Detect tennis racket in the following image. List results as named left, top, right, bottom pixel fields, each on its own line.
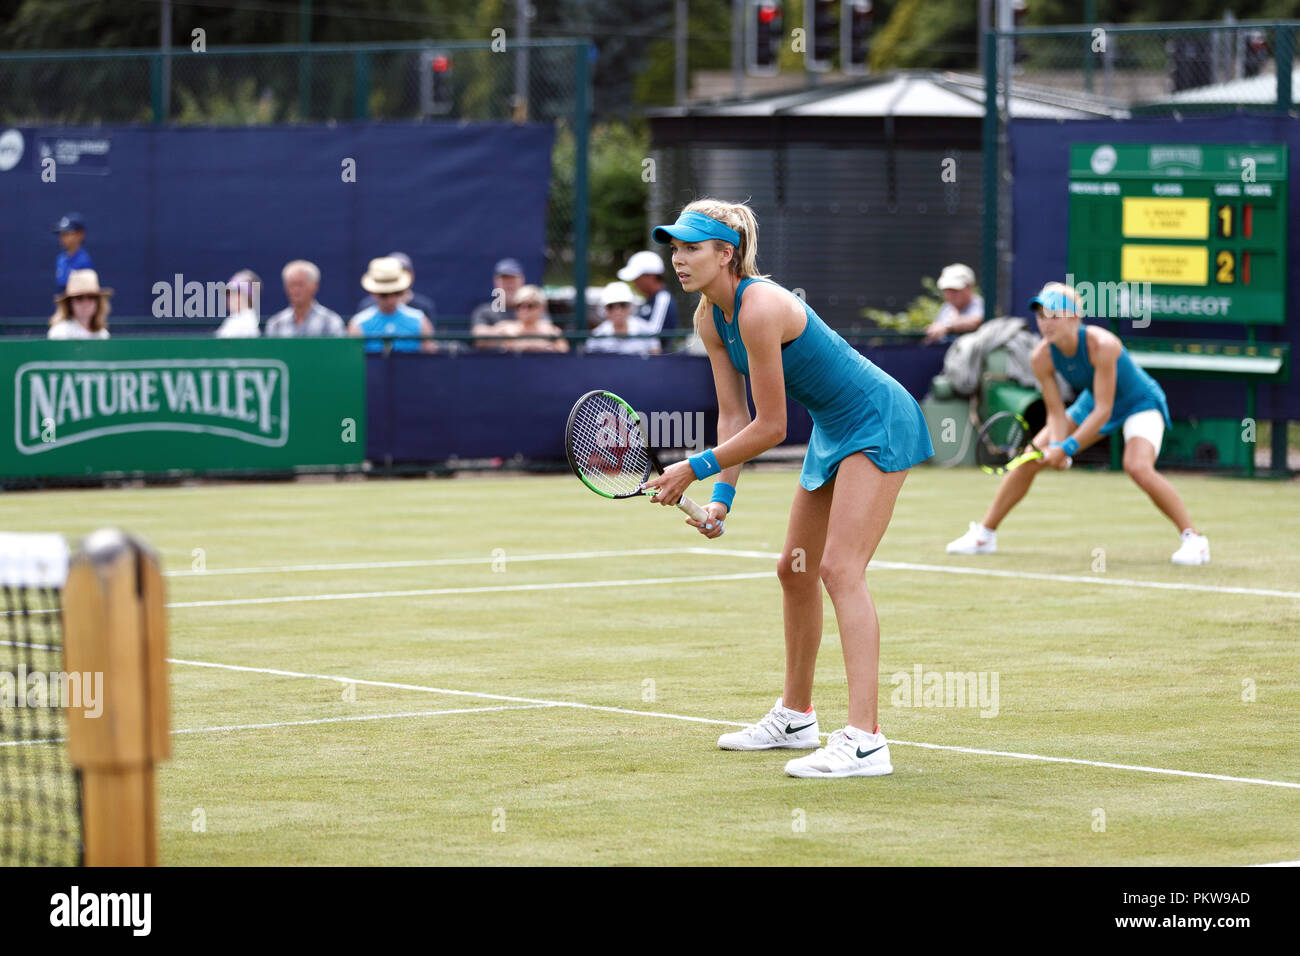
left=975, top=411, right=1070, bottom=474
left=565, top=389, right=717, bottom=529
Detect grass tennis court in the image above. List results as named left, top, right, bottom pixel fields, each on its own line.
left=4, top=466, right=1298, bottom=865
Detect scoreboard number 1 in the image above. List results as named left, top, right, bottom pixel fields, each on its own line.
left=1216, top=203, right=1233, bottom=238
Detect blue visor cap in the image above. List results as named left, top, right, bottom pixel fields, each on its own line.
left=652, top=211, right=741, bottom=248
left=1027, top=289, right=1078, bottom=314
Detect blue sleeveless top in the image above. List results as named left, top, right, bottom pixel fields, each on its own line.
left=354, top=303, right=425, bottom=353
left=1050, top=325, right=1171, bottom=434
left=712, top=277, right=933, bottom=488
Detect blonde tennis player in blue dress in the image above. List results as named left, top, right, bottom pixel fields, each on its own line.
left=644, top=199, right=933, bottom=778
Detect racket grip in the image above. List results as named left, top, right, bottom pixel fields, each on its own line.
left=676, top=495, right=711, bottom=524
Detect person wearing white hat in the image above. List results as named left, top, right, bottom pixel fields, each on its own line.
left=348, top=257, right=436, bottom=353
left=618, top=250, right=677, bottom=348
left=585, top=281, right=660, bottom=356
left=924, top=263, right=984, bottom=344
left=48, top=269, right=111, bottom=340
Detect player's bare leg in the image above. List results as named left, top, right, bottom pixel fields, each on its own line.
left=981, top=425, right=1051, bottom=530
left=1124, top=437, right=1195, bottom=532
left=818, top=454, right=907, bottom=732
left=776, top=482, right=833, bottom=713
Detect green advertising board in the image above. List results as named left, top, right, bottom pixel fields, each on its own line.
left=1, top=338, right=366, bottom=479
left=1068, top=143, right=1288, bottom=324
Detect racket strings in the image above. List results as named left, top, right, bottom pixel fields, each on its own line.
left=976, top=413, right=1032, bottom=470
left=569, top=394, right=650, bottom=496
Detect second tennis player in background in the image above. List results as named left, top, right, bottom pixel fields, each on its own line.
left=643, top=199, right=933, bottom=779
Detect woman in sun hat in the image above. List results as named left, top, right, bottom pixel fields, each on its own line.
left=48, top=269, right=112, bottom=340
left=642, top=198, right=933, bottom=780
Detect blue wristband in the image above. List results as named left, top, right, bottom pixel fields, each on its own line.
left=710, top=481, right=736, bottom=512
left=1060, top=436, right=1080, bottom=457
left=688, top=448, right=721, bottom=480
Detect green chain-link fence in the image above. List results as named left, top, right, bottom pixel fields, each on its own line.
left=0, top=39, right=593, bottom=290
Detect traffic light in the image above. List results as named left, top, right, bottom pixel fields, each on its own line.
left=431, top=55, right=452, bottom=114
left=747, top=1, right=783, bottom=77
left=806, top=0, right=838, bottom=73
left=842, top=0, right=872, bottom=75
left=420, top=52, right=452, bottom=116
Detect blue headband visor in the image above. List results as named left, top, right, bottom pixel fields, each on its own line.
left=652, top=211, right=741, bottom=248
left=1027, top=289, right=1078, bottom=314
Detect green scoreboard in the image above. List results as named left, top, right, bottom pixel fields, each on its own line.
left=1067, top=143, right=1288, bottom=324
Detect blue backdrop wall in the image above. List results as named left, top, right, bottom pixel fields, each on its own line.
left=362, top=345, right=943, bottom=464
left=1010, top=115, right=1298, bottom=419
left=0, top=122, right=554, bottom=322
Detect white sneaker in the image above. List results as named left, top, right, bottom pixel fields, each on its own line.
left=1171, top=531, right=1210, bottom=566
left=785, top=726, right=893, bottom=778
left=946, top=521, right=997, bottom=555
left=718, top=698, right=820, bottom=751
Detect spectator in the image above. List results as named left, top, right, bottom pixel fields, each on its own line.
left=470, top=258, right=526, bottom=344
left=348, top=257, right=435, bottom=353
left=618, top=250, right=678, bottom=348
left=52, top=212, right=93, bottom=293
left=482, top=284, right=568, bottom=353
left=214, top=269, right=262, bottom=338
left=48, top=269, right=111, bottom=340
left=585, top=282, right=660, bottom=356
left=266, top=260, right=345, bottom=337
left=924, top=263, right=984, bottom=344
left=355, top=251, right=437, bottom=323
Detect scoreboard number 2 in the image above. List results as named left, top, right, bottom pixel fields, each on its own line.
left=1215, top=250, right=1235, bottom=284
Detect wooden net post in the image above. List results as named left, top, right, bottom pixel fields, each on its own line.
left=62, top=529, right=170, bottom=867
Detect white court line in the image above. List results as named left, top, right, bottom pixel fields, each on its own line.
left=169, top=656, right=1300, bottom=791
left=1248, top=859, right=1300, bottom=867
left=171, top=703, right=560, bottom=736
left=166, top=572, right=772, bottom=609
left=0, top=737, right=62, bottom=748
left=696, top=547, right=1300, bottom=601
left=164, top=548, right=696, bottom=578
left=0, top=704, right=561, bottom=748
left=171, top=657, right=746, bottom=727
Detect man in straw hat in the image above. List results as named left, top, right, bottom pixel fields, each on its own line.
left=48, top=269, right=111, bottom=340
left=347, top=257, right=435, bottom=353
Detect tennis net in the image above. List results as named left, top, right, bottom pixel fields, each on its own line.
left=0, top=533, right=82, bottom=866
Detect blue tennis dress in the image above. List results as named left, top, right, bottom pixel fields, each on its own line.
left=1051, top=325, right=1171, bottom=435
left=713, top=278, right=933, bottom=489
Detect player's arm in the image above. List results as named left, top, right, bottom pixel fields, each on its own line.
left=711, top=286, right=787, bottom=467
left=1031, top=342, right=1071, bottom=443
left=1067, top=330, right=1119, bottom=451
left=643, top=290, right=789, bottom=525
left=699, top=306, right=751, bottom=495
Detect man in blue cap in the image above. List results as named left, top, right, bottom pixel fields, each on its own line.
left=52, top=213, right=93, bottom=292
left=470, top=257, right=527, bottom=348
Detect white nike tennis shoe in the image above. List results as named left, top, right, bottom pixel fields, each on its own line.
left=784, top=726, right=893, bottom=779
left=1171, top=530, right=1210, bottom=566
left=947, top=521, right=997, bottom=555
left=718, top=698, right=820, bottom=751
